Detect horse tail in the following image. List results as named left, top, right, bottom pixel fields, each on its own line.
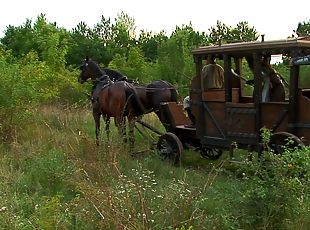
left=162, top=80, right=179, bottom=103
left=170, top=87, right=178, bottom=103
left=125, top=83, right=147, bottom=116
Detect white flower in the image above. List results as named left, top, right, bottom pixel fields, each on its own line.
left=0, top=207, right=7, bottom=212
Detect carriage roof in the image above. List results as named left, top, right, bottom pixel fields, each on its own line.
left=192, top=37, right=310, bottom=57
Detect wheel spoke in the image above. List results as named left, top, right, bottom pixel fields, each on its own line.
left=200, top=147, right=222, bottom=160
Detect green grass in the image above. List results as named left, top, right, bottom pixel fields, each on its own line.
left=0, top=105, right=309, bottom=229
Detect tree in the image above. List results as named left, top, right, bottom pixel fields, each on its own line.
left=208, top=21, right=231, bottom=45
left=208, top=20, right=258, bottom=44
left=1, top=19, right=34, bottom=57
left=33, top=14, right=68, bottom=70
left=296, top=19, right=310, bottom=36
left=110, top=12, right=137, bottom=57
left=156, top=24, right=200, bottom=95
left=1, top=14, right=69, bottom=70
left=171, top=23, right=208, bottom=47
left=137, top=30, right=168, bottom=62
left=230, top=21, right=258, bottom=42
left=66, top=21, right=106, bottom=66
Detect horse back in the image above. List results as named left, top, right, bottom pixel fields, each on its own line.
left=146, top=80, right=178, bottom=111
left=97, top=82, right=127, bottom=117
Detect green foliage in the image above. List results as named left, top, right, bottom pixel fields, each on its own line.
left=208, top=20, right=258, bottom=45
left=0, top=45, right=83, bottom=141
left=1, top=106, right=310, bottom=229
left=32, top=195, right=70, bottom=229
left=296, top=19, right=310, bottom=36
left=67, top=21, right=111, bottom=67
left=15, top=147, right=75, bottom=196
left=234, top=132, right=310, bottom=229
left=109, top=47, right=150, bottom=82
left=0, top=51, right=44, bottom=139
left=33, top=14, right=68, bottom=70
left=138, top=30, right=168, bottom=62
left=1, top=12, right=310, bottom=230
left=1, top=14, right=69, bottom=70
left=299, top=65, right=310, bottom=88
left=156, top=25, right=198, bottom=96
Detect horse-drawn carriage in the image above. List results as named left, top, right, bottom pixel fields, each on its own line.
left=154, top=37, right=310, bottom=164
left=79, top=37, right=310, bottom=165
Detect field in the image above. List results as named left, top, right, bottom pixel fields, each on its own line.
left=0, top=104, right=309, bottom=230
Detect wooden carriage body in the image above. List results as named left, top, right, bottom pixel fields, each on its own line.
left=159, top=37, right=310, bottom=155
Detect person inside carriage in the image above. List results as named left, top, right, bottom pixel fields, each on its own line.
left=246, top=55, right=286, bottom=102
left=183, top=56, right=226, bottom=127
left=201, top=55, right=225, bottom=90
left=183, top=95, right=196, bottom=127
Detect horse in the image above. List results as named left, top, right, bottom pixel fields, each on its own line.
left=78, top=57, right=146, bottom=149
left=135, top=80, right=178, bottom=121
left=79, top=59, right=177, bottom=115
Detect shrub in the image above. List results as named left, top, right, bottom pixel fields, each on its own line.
left=237, top=145, right=310, bottom=229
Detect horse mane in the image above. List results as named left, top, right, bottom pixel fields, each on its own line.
left=103, top=68, right=127, bottom=81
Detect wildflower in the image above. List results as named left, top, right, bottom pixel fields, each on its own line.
left=0, top=207, right=7, bottom=212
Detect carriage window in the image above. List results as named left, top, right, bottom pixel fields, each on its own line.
left=299, top=65, right=310, bottom=88
left=241, top=56, right=289, bottom=102
left=242, top=58, right=254, bottom=97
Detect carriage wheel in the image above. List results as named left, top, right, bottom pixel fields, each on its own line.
left=269, top=132, right=304, bottom=154
left=200, top=147, right=223, bottom=160
left=157, top=132, right=183, bottom=166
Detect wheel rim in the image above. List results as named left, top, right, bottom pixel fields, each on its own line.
left=157, top=132, right=183, bottom=165
left=270, top=132, right=304, bottom=154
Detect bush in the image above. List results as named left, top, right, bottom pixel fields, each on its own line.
left=236, top=145, right=310, bottom=229
left=0, top=50, right=86, bottom=141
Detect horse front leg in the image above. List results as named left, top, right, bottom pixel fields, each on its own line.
left=93, top=112, right=101, bottom=146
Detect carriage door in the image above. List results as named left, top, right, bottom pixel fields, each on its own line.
left=224, top=55, right=257, bottom=145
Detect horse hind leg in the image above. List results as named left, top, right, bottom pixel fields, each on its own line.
left=115, top=116, right=127, bottom=145
left=104, top=115, right=111, bottom=143
left=128, top=114, right=136, bottom=155
left=121, top=116, right=127, bottom=143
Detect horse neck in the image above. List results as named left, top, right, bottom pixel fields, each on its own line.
left=90, top=62, right=105, bottom=81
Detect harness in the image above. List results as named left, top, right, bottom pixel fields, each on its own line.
left=91, top=75, right=113, bottom=103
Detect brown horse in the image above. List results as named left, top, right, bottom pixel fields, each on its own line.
left=79, top=57, right=146, bottom=149
left=135, top=80, right=178, bottom=121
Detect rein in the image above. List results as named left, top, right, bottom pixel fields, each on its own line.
left=134, top=86, right=176, bottom=91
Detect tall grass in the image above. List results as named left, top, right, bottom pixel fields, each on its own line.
left=0, top=105, right=309, bottom=229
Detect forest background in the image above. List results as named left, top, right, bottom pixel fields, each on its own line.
left=0, top=12, right=310, bottom=229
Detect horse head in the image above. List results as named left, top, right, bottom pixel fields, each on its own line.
left=78, top=57, right=105, bottom=83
